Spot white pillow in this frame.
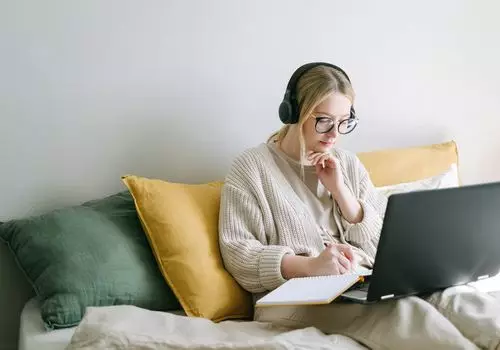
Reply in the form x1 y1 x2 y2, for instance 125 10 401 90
375 163 459 198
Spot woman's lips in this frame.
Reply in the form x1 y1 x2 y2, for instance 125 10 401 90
320 140 334 146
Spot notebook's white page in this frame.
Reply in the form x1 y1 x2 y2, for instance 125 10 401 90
256 274 360 307
354 266 372 276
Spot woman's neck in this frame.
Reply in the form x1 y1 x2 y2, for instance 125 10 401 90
278 127 311 165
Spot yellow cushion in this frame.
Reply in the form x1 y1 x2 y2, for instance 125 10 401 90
122 175 253 322
357 140 459 187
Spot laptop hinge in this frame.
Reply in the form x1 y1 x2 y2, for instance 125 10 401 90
381 294 394 300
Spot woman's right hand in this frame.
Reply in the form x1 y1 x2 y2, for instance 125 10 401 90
308 243 356 276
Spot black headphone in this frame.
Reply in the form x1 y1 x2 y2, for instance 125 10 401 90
278 62 357 125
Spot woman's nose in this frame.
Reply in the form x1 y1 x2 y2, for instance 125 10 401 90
326 126 338 138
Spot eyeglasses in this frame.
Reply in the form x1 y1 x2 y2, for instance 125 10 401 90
314 116 358 135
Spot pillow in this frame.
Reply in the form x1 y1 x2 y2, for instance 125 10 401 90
0 191 180 330
376 163 459 198
122 175 253 322
357 140 459 187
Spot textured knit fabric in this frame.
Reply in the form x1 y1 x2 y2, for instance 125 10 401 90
218 142 388 294
266 141 339 244
266 141 373 267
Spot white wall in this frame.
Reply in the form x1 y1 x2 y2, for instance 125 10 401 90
1 0 499 220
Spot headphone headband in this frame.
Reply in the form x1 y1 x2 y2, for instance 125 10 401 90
278 62 356 125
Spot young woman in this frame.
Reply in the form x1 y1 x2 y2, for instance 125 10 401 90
219 62 500 350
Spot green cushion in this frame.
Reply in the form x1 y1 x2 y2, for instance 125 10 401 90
0 191 180 330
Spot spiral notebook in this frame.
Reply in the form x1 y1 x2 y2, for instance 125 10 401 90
255 267 372 307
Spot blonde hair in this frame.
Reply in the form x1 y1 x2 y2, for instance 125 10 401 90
270 65 355 166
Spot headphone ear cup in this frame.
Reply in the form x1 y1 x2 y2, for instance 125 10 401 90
350 106 356 120
279 99 293 124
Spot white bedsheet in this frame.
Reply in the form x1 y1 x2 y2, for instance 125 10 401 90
23 275 500 350
18 298 76 350
66 304 367 349
18 298 189 350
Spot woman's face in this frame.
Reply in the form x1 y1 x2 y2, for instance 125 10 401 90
302 92 352 153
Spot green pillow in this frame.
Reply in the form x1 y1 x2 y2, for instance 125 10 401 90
0 191 180 330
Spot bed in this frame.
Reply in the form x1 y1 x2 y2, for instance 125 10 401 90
3 140 497 350
18 298 76 350
18 297 188 350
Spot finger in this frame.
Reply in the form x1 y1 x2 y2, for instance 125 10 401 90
311 154 328 168
323 156 335 168
324 154 335 168
326 243 339 253
319 154 329 168
323 245 336 259
308 153 323 164
338 245 355 262
350 254 360 267
338 264 347 275
309 152 329 163
337 254 352 271
306 151 319 160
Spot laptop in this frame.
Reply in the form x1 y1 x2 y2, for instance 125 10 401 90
341 181 500 303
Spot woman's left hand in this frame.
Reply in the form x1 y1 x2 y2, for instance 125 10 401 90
307 151 345 195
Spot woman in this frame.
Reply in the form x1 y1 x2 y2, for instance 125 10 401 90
219 62 500 350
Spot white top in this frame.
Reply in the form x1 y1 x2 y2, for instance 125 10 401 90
266 141 340 244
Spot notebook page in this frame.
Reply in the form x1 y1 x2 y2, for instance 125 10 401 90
353 266 372 277
255 274 360 307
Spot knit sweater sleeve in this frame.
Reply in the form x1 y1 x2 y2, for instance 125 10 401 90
219 181 294 294
339 152 388 257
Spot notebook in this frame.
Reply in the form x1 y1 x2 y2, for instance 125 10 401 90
255 267 372 307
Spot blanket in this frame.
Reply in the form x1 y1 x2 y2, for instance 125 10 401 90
66 277 500 350
65 305 367 350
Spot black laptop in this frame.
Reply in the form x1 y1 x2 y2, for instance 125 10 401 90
341 181 500 303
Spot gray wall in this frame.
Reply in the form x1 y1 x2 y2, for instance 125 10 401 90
1 1 499 224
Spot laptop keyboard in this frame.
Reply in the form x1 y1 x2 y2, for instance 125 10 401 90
358 283 370 292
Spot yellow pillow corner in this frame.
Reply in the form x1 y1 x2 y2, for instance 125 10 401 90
122 175 253 322
357 140 460 187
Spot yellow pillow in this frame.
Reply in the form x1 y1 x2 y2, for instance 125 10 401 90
122 175 253 322
357 140 459 187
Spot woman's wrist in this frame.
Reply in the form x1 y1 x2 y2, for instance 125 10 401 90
330 183 349 199
281 254 315 279
331 184 363 224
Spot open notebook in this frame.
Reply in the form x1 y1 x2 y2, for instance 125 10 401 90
255 266 372 307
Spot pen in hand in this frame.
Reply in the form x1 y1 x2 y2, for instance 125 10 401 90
323 242 358 274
